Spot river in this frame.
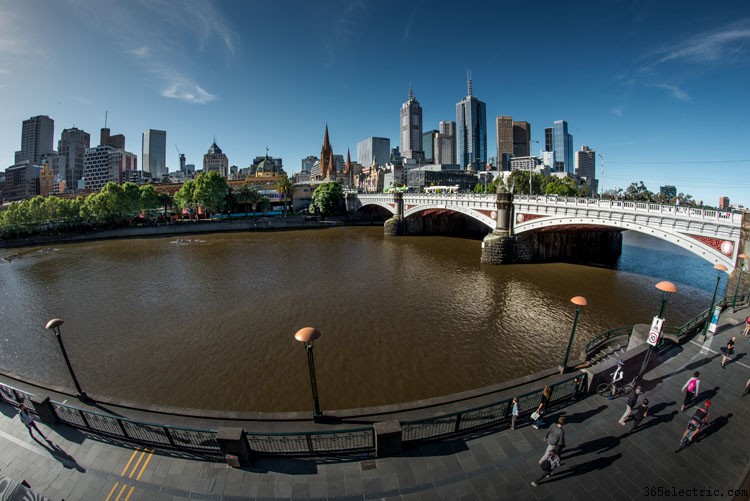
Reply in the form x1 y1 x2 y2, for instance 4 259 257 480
0 227 721 412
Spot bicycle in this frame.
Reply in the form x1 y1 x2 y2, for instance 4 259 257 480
675 423 702 452
596 380 634 398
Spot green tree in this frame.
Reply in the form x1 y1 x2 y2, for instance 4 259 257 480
174 179 197 218
258 196 272 214
238 183 260 214
309 182 343 216
275 176 295 215
139 185 160 218
122 182 142 217
544 177 578 196
194 171 228 216
473 182 484 194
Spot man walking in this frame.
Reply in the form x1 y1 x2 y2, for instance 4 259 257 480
543 416 566 459
631 399 649 432
619 387 642 425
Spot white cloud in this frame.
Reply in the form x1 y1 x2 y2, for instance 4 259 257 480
161 80 216 104
611 105 624 117
127 46 150 59
653 20 750 64
646 83 690 101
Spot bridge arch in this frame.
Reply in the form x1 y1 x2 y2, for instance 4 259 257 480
515 216 735 270
403 204 495 229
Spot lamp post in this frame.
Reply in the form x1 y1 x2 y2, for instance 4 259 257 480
635 281 677 384
732 253 748 312
560 296 587 373
294 327 322 419
702 264 728 338
44 318 87 400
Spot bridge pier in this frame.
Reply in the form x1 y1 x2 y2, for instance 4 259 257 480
727 211 750 301
384 192 405 237
481 192 516 264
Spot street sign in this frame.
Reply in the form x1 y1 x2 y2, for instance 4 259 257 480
647 316 664 346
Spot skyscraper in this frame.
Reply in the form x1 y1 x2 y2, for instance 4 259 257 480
496 116 513 171
15 115 55 164
357 137 390 167
575 145 596 194
546 120 574 173
456 75 486 171
512 121 531 158
142 129 167 180
58 127 91 188
422 130 438 164
400 84 423 162
435 120 456 165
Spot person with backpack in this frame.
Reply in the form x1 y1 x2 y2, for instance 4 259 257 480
631 399 649 432
531 448 561 487
721 337 736 368
678 400 711 450
619 386 642 425
681 371 700 412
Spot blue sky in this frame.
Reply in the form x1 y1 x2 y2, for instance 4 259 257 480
1 0 748 207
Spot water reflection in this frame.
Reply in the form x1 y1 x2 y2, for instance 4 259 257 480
0 227 715 411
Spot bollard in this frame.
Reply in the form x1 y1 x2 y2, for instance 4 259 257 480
215 427 252 466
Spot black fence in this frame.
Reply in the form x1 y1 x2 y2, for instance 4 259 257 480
245 428 374 455
401 374 583 443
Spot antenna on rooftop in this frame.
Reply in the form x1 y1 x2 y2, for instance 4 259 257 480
104 110 108 128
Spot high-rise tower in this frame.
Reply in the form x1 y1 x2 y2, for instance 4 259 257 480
400 84 423 162
496 116 513 170
58 127 91 188
15 115 55 164
142 129 167 180
455 74 486 171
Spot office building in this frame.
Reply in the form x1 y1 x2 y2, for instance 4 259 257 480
575 146 596 180
456 75 487 170
58 127 91 189
400 84 423 162
719 196 730 210
513 121 531 157
204 142 229 178
142 129 167 180
660 185 677 200
423 130 438 164
496 116 513 171
84 145 138 192
357 137 390 167
435 120 456 165
100 128 125 149
15 115 55 164
545 120 574 173
301 156 318 173
3 161 42 201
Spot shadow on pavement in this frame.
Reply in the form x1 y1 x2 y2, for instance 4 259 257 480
622 410 678 437
695 413 732 444
540 453 622 484
32 435 86 472
558 405 607 424
0 400 19 418
248 456 318 475
561 435 619 460
398 438 469 458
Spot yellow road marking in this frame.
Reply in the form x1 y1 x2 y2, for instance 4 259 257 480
120 449 139 476
128 450 147 479
105 481 119 501
114 483 128 501
136 450 154 481
124 486 136 501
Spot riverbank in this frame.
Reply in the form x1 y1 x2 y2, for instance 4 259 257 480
0 216 362 250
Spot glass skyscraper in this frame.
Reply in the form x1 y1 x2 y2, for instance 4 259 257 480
456 76 486 171
142 129 167 180
551 120 574 173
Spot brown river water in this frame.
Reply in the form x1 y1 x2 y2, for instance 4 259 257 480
0 227 715 412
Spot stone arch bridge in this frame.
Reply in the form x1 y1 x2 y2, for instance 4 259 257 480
349 192 749 286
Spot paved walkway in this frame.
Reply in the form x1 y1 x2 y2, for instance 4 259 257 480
1 309 749 500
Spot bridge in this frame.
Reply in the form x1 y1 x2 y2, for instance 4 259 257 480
350 192 747 273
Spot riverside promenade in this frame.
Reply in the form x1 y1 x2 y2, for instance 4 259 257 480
1 309 749 500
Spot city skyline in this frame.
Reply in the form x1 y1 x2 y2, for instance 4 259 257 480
1 0 749 206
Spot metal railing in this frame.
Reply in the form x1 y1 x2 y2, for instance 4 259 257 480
583 325 634 358
49 402 221 454
401 374 583 443
245 428 374 455
0 382 34 408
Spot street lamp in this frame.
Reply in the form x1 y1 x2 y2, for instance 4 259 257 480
44 318 88 401
732 253 748 312
294 326 322 419
702 264 728 338
635 281 677 383
560 296 587 373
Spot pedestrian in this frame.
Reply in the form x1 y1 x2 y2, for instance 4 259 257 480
571 377 582 401
511 397 519 430
631 399 649 432
681 371 700 412
619 386 642 425
531 447 561 487
18 404 47 441
743 377 750 397
721 337 736 368
743 316 750 337
543 416 566 458
532 386 551 429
